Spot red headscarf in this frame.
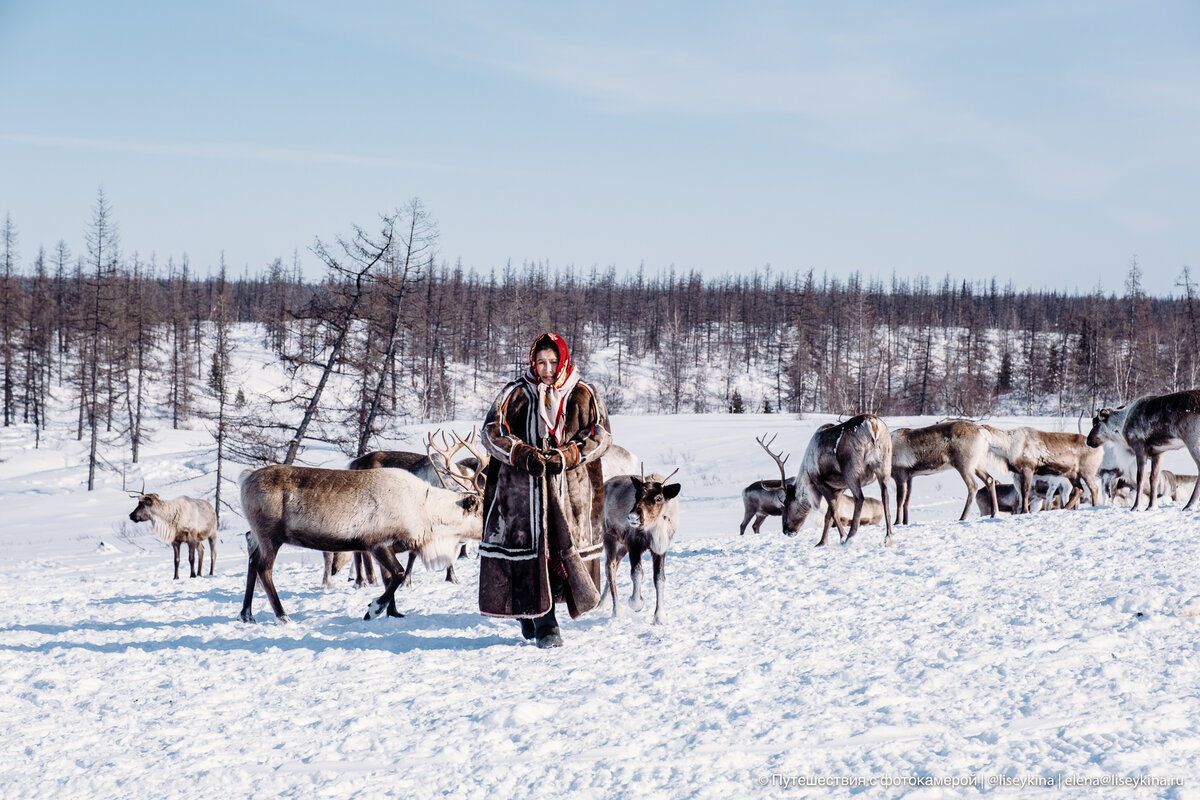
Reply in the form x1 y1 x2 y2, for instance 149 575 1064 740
523 332 579 446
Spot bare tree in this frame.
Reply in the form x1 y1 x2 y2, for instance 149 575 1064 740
1 213 19 426
83 189 119 490
281 212 396 465
354 199 433 454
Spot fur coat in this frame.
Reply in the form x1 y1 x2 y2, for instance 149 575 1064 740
478 374 611 619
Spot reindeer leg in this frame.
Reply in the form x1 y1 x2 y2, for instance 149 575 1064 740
752 513 768 534
365 546 407 619
843 491 865 544
1018 469 1034 514
628 544 646 612
1183 442 1200 510
321 552 336 590
739 507 755 536
172 541 182 580
361 550 378 585
959 470 977 522
880 476 894 544
979 472 998 518
651 552 668 625
445 562 459 584
239 548 260 623
892 471 908 526
1147 454 1164 510
249 546 289 623
403 551 417 588
1131 450 1147 511
190 542 202 578
604 537 628 618
207 536 216 576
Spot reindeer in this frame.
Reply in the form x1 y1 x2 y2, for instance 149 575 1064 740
128 492 219 579
890 420 1000 523
738 476 797 535
739 471 883 534
238 465 483 623
974 483 1022 515
1031 474 1073 510
1106 470 1179 505
330 430 490 589
1086 390 1200 510
761 418 894 547
602 468 681 624
984 426 1102 514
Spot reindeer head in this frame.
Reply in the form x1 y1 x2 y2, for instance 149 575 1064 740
1085 407 1118 448
780 480 816 536
128 491 161 523
625 468 681 530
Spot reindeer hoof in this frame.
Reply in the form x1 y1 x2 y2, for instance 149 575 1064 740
628 598 644 613
238 610 255 624
611 604 630 620
653 613 668 625
364 600 386 620
276 615 292 624
387 606 405 618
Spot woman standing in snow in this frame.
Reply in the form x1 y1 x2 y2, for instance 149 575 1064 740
479 333 611 648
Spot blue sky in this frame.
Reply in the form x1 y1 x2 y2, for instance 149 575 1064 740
1 1 1197 295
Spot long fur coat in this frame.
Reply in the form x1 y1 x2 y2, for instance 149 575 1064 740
478 378 611 619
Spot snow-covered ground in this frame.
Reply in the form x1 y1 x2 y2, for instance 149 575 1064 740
2 408 1200 799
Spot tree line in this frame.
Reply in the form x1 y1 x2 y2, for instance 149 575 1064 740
2 194 1196 497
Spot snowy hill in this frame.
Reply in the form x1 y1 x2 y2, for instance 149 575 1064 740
2 403 1200 798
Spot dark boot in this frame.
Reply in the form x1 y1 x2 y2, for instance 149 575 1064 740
519 618 536 640
533 606 563 649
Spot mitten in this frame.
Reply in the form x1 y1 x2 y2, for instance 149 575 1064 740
543 449 565 475
514 443 545 477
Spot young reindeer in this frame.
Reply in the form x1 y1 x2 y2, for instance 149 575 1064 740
764 417 894 547
1086 390 1200 510
128 491 218 579
602 467 681 624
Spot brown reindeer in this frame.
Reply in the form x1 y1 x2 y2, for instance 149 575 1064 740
238 465 484 623
330 430 489 589
762 418 894 547
1086 390 1200 510
890 420 999 523
128 492 218 579
985 426 1102 514
602 469 681 625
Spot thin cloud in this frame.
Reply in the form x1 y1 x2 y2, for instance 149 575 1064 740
0 133 446 170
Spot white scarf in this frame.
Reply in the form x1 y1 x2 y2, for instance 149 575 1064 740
524 364 581 447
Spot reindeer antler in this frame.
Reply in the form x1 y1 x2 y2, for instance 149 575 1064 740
756 433 790 484
426 428 488 496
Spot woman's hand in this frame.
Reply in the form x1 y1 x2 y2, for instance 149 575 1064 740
513 443 546 477
542 449 564 475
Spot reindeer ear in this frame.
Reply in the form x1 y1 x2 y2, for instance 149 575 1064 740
459 495 480 513
663 483 681 500
630 477 644 494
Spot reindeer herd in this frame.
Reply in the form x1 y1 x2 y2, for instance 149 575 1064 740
124 389 1200 628
740 388 1200 546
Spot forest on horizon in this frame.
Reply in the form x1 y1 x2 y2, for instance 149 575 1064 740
2 197 1198 493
